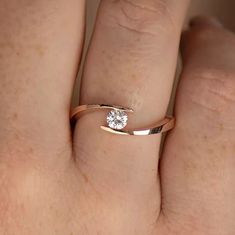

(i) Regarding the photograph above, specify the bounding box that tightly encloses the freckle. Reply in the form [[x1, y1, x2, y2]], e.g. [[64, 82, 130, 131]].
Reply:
[[34, 44, 45, 57], [103, 68, 109, 75], [16, 51, 20, 56], [220, 123, 224, 131], [107, 54, 112, 60], [13, 113, 18, 120], [80, 171, 89, 183], [207, 148, 213, 154], [6, 42, 15, 50], [14, 133, 20, 140], [28, 147, 34, 154], [84, 174, 89, 183], [38, 48, 44, 57], [31, 18, 37, 25], [203, 135, 208, 140], [20, 203, 25, 210], [131, 74, 137, 80], [221, 145, 226, 150]]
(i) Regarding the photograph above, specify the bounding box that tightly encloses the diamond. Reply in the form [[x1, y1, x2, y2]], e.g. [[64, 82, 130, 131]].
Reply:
[[106, 110, 128, 130]]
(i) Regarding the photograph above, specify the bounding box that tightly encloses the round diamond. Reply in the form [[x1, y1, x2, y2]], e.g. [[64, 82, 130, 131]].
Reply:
[[106, 110, 128, 130]]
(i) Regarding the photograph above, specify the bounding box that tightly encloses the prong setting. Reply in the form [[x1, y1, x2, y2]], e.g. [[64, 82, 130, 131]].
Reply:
[[106, 110, 128, 130]]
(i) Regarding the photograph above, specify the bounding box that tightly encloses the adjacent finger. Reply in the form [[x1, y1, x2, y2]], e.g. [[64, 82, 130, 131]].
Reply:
[[160, 17, 235, 233], [0, 0, 85, 159], [74, 0, 189, 228]]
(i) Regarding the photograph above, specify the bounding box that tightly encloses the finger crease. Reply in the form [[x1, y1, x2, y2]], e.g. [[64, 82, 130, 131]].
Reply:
[[122, 0, 161, 13], [208, 89, 235, 103], [116, 22, 156, 36]]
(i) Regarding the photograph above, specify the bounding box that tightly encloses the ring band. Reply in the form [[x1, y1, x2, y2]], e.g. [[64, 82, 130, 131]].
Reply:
[[70, 104, 175, 136]]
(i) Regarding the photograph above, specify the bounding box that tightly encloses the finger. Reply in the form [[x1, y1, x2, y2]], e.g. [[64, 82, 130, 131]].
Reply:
[[160, 17, 235, 233], [0, 0, 85, 158], [74, 0, 189, 228]]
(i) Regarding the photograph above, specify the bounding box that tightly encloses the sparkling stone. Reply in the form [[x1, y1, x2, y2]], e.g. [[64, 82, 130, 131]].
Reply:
[[106, 110, 128, 130]]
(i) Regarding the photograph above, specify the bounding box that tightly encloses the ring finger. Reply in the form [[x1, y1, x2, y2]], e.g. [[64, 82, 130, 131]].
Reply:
[[73, 0, 189, 232]]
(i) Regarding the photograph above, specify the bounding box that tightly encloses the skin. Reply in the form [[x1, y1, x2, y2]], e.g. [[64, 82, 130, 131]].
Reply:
[[0, 0, 234, 235]]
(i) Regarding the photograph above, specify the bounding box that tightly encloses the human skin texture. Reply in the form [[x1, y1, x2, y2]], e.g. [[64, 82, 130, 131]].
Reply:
[[0, 1, 234, 235]]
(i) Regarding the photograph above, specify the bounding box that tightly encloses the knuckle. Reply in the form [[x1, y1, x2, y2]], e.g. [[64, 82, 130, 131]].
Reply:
[[184, 67, 235, 114], [102, 0, 176, 36]]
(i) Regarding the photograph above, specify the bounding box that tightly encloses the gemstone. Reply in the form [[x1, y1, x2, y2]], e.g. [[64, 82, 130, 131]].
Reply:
[[106, 110, 128, 130]]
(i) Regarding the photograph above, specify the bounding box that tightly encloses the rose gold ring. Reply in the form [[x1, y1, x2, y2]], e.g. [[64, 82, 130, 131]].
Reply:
[[70, 104, 175, 136]]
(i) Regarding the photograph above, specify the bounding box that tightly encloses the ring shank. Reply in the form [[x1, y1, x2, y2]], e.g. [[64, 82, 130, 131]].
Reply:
[[71, 104, 133, 122], [70, 104, 175, 136]]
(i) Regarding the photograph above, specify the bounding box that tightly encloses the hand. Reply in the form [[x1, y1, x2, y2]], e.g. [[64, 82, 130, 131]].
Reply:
[[0, 1, 234, 234]]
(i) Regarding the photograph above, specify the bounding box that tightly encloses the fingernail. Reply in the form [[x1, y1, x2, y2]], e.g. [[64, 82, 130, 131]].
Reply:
[[190, 16, 223, 28]]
